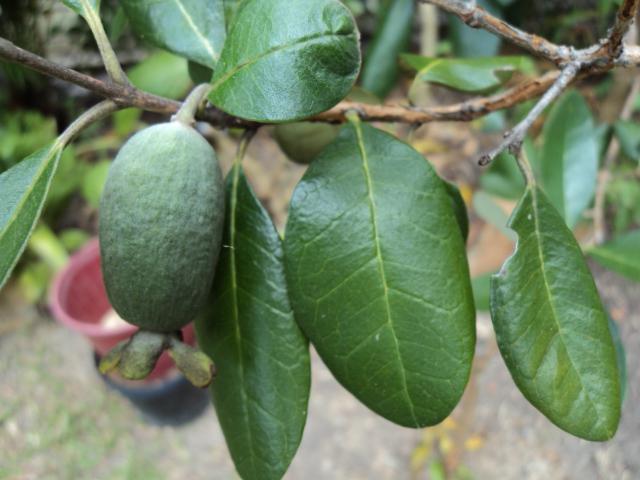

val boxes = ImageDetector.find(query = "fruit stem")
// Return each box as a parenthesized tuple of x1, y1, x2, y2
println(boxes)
(174, 84, 214, 126)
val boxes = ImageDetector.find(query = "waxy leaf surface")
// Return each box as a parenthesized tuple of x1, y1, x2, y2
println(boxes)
(196, 165, 310, 480)
(0, 145, 62, 289)
(491, 186, 621, 441)
(209, 0, 361, 122)
(62, 0, 100, 17)
(120, 0, 226, 68)
(284, 123, 476, 427)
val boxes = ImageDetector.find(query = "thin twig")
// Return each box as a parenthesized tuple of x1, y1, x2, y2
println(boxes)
(606, 0, 640, 58)
(0, 36, 558, 127)
(478, 62, 580, 166)
(420, 0, 572, 65)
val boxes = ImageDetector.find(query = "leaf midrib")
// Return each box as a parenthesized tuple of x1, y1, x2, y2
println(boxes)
(529, 186, 604, 434)
(228, 164, 258, 475)
(352, 122, 419, 427)
(171, 0, 219, 62)
(211, 30, 356, 93)
(0, 146, 60, 289)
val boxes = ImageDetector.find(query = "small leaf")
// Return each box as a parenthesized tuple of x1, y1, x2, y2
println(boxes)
(284, 122, 476, 427)
(62, 0, 101, 17)
(0, 144, 62, 289)
(120, 0, 226, 68)
(196, 165, 310, 480)
(613, 120, 640, 162)
(401, 55, 533, 93)
(360, 0, 414, 99)
(491, 186, 620, 441)
(587, 229, 640, 282)
(208, 0, 361, 122)
(540, 90, 599, 228)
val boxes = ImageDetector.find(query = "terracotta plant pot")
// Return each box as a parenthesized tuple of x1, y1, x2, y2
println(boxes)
(48, 238, 196, 380)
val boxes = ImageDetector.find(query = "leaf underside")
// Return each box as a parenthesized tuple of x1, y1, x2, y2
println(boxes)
(196, 165, 310, 480)
(120, 0, 226, 68)
(490, 186, 621, 441)
(284, 122, 476, 428)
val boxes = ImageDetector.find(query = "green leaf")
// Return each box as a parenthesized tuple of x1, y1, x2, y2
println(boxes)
(360, 0, 414, 99)
(490, 186, 621, 441)
(479, 150, 526, 200)
(120, 0, 226, 68)
(607, 316, 628, 403)
(196, 164, 310, 480)
(472, 190, 517, 242)
(540, 90, 599, 228)
(128, 50, 191, 100)
(443, 181, 469, 242)
(284, 122, 476, 427)
(587, 229, 640, 281)
(471, 272, 493, 312)
(613, 120, 640, 162)
(62, 0, 101, 17)
(209, 0, 361, 122)
(223, 0, 242, 31)
(402, 55, 533, 93)
(0, 144, 62, 289)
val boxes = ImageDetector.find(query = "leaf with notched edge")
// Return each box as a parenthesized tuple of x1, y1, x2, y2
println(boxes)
(490, 186, 621, 441)
(284, 122, 476, 428)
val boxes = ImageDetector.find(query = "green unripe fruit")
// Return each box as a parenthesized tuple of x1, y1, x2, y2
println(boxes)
(99, 122, 224, 333)
(274, 122, 340, 164)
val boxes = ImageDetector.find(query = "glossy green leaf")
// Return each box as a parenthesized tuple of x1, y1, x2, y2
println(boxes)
(128, 50, 191, 100)
(120, 0, 226, 68)
(196, 164, 310, 480)
(613, 120, 640, 162)
(541, 90, 599, 228)
(360, 0, 414, 99)
(490, 186, 621, 441)
(443, 181, 469, 242)
(209, 0, 361, 122)
(587, 229, 640, 282)
(401, 55, 533, 93)
(284, 122, 476, 427)
(62, 0, 100, 17)
(0, 144, 62, 289)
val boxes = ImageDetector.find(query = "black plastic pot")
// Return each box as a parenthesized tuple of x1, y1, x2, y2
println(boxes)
(94, 353, 210, 426)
